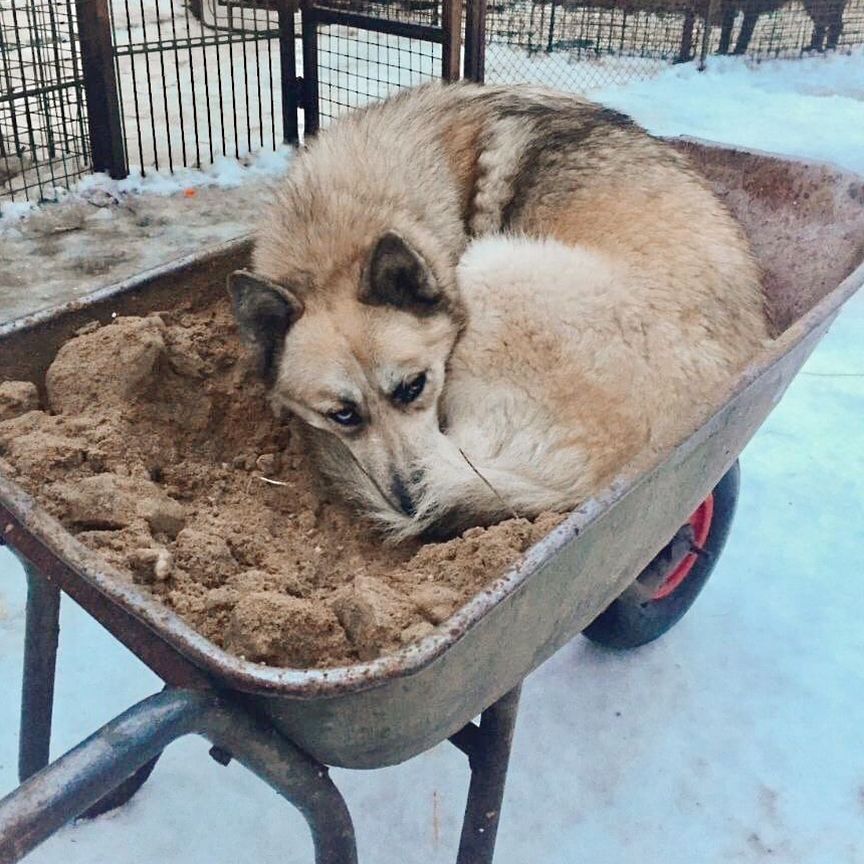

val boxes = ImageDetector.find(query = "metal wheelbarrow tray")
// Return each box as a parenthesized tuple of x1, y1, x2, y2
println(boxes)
(1, 141, 863, 863)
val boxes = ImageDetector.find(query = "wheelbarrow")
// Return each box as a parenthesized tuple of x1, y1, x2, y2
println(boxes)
(1, 140, 862, 864)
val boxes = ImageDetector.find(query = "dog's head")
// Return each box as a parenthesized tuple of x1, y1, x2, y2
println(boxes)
(229, 231, 463, 517)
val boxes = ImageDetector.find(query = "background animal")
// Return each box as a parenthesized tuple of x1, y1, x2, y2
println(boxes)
(559, 0, 847, 57)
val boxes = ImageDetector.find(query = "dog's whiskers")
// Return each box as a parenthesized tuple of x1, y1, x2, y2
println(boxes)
(458, 448, 520, 521)
(343, 446, 406, 516)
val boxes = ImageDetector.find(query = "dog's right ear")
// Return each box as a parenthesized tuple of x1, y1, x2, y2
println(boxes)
(228, 270, 304, 377)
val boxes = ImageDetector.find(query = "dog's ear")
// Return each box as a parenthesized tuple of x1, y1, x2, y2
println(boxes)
(363, 231, 442, 314)
(228, 270, 304, 377)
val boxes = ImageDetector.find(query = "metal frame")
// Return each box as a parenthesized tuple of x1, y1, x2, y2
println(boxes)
(0, 564, 521, 864)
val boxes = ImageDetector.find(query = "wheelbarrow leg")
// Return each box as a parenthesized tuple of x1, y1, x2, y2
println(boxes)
(200, 701, 358, 864)
(0, 688, 358, 864)
(454, 684, 522, 864)
(18, 563, 61, 783)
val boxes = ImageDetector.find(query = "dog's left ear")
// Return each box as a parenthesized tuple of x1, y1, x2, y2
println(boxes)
(228, 270, 304, 377)
(362, 231, 442, 314)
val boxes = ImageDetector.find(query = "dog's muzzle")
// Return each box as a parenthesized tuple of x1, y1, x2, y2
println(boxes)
(391, 474, 417, 517)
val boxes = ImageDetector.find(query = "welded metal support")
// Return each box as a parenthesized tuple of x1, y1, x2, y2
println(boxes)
(199, 703, 358, 864)
(18, 565, 61, 784)
(0, 689, 357, 864)
(454, 685, 522, 864)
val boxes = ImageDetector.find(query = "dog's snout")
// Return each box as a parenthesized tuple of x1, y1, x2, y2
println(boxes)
(391, 474, 416, 517)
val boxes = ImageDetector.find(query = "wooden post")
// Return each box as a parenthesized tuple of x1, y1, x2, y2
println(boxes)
(75, 0, 127, 178)
(464, 0, 488, 82)
(441, 0, 463, 82)
(277, 0, 300, 145)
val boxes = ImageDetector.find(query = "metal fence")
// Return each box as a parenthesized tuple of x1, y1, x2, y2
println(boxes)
(2, 0, 863, 204)
(109, 0, 290, 173)
(302, 0, 461, 130)
(0, 1, 90, 202)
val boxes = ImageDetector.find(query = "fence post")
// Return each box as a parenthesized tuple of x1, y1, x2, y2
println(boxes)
(699, 0, 717, 69)
(441, 0, 463, 81)
(74, 0, 126, 178)
(464, 0, 487, 82)
(300, 1, 320, 136)
(277, 0, 300, 145)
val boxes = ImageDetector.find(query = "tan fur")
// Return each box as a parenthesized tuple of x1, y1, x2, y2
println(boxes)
(242, 82, 770, 540)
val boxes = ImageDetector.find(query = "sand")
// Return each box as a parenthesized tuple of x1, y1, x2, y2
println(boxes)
(0, 301, 563, 668)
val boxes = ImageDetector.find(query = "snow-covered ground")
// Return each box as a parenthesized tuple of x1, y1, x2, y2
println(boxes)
(1, 49, 863, 864)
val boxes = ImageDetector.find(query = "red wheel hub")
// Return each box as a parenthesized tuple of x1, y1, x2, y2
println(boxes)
(651, 493, 715, 601)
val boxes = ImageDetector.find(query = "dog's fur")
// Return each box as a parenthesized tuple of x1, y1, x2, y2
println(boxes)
(230, 81, 769, 540)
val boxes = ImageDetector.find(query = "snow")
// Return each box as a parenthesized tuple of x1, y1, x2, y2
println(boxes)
(1, 39, 864, 864)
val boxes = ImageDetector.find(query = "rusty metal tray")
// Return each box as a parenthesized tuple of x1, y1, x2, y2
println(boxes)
(2, 141, 863, 770)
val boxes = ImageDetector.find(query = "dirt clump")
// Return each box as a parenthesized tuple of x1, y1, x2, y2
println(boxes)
(0, 299, 565, 668)
(0, 381, 39, 421)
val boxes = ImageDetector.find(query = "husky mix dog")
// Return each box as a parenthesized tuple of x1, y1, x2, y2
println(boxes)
(230, 82, 769, 540)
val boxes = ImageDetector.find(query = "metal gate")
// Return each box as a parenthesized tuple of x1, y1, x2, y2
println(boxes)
(299, 0, 464, 133)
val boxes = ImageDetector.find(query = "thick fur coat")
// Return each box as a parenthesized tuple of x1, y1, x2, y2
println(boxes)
(231, 82, 769, 540)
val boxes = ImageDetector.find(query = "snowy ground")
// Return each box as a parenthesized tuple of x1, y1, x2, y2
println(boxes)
(1, 50, 863, 864)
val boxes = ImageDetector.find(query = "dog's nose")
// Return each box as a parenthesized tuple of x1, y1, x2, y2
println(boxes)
(391, 474, 416, 517)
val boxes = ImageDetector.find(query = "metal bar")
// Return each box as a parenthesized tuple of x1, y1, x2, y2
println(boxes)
(309, 8, 445, 43)
(0, 690, 215, 864)
(227, 0, 240, 158)
(0, 80, 83, 106)
(0, 688, 357, 864)
(676, 8, 697, 62)
(18, 565, 61, 784)
(277, 0, 300, 145)
(200, 702, 358, 864)
(136, 0, 161, 171)
(182, 0, 203, 168)
(74, 0, 127, 178)
(699, 0, 716, 69)
(152, 0, 175, 172)
(449, 720, 483, 759)
(106, 0, 129, 172)
(441, 0, 463, 81)
(300, 5, 320, 136)
(546, 0, 557, 52)
(456, 685, 523, 864)
(463, 0, 487, 83)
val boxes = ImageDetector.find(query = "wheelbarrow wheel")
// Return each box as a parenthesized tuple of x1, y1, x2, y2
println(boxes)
(583, 460, 740, 650)
(78, 754, 161, 820)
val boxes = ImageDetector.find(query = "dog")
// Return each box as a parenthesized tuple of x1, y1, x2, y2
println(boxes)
(229, 81, 769, 540)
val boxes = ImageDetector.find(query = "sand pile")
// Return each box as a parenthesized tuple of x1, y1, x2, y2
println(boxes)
(0, 300, 563, 668)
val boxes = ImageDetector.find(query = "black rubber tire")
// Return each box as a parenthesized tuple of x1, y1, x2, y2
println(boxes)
(78, 754, 161, 820)
(582, 461, 740, 650)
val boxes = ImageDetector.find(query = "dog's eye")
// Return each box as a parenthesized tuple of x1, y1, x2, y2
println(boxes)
(393, 372, 427, 405)
(328, 407, 362, 427)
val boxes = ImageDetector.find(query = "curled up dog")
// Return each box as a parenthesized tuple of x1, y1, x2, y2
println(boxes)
(230, 82, 770, 541)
